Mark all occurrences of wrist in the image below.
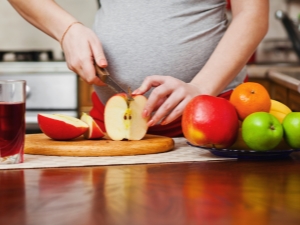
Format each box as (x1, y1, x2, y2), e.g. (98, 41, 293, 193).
(189, 82, 220, 97)
(60, 21, 82, 49)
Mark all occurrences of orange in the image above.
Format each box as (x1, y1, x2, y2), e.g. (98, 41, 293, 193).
(229, 82, 271, 120)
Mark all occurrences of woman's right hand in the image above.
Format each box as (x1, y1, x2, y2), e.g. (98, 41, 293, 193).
(8, 0, 106, 86)
(61, 23, 107, 86)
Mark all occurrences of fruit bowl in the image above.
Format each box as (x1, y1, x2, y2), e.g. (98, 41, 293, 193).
(187, 142, 300, 160)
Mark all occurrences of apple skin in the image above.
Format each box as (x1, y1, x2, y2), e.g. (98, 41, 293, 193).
(38, 114, 88, 141)
(80, 113, 105, 140)
(104, 93, 149, 141)
(242, 112, 283, 151)
(282, 112, 300, 149)
(182, 95, 239, 149)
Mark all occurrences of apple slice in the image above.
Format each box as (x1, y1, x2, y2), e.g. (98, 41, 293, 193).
(38, 113, 88, 140)
(80, 113, 105, 140)
(104, 94, 149, 141)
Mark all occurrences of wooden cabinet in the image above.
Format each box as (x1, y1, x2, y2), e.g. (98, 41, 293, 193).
(78, 79, 94, 116)
(271, 83, 289, 105)
(288, 90, 300, 112)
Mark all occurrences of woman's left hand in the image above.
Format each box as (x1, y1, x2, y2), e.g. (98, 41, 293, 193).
(132, 75, 201, 126)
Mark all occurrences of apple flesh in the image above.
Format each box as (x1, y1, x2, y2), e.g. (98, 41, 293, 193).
(38, 114, 88, 140)
(80, 113, 105, 140)
(182, 95, 239, 149)
(104, 93, 149, 141)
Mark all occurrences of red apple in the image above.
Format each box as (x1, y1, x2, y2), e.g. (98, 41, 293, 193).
(104, 93, 149, 140)
(182, 95, 239, 149)
(38, 114, 88, 140)
(80, 113, 105, 140)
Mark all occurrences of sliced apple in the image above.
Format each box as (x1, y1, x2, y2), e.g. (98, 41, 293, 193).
(80, 113, 105, 140)
(38, 113, 88, 140)
(104, 93, 149, 141)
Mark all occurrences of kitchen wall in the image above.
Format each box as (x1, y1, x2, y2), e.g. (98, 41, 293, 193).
(256, 0, 300, 62)
(0, 0, 98, 60)
(0, 0, 299, 63)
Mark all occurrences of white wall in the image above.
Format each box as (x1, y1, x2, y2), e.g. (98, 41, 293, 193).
(0, 0, 98, 60)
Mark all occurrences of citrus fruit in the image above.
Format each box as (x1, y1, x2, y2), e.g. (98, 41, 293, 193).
(242, 112, 283, 151)
(229, 82, 271, 120)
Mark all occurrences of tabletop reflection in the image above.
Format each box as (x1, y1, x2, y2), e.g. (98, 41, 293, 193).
(1, 160, 300, 225)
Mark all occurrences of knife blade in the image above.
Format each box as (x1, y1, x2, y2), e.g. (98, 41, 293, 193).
(95, 65, 134, 101)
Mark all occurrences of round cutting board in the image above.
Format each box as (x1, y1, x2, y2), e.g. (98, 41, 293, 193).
(24, 133, 175, 157)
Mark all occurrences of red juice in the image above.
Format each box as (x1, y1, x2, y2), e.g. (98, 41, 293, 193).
(0, 102, 25, 162)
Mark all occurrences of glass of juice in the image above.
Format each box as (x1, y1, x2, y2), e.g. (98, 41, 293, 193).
(0, 80, 26, 164)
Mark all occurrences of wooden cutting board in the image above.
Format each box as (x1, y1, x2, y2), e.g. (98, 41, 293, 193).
(24, 133, 175, 157)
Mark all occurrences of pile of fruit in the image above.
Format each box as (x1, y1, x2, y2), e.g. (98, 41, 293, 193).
(182, 82, 300, 151)
(38, 81, 300, 150)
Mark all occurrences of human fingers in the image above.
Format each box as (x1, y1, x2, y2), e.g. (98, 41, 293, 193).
(141, 77, 174, 119)
(67, 51, 105, 86)
(132, 75, 166, 95)
(62, 24, 106, 86)
(147, 88, 185, 126)
(148, 82, 202, 126)
(87, 34, 108, 86)
(160, 97, 190, 125)
(79, 59, 106, 86)
(90, 35, 108, 68)
(152, 96, 168, 111)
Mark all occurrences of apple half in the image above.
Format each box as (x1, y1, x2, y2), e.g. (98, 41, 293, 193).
(104, 94, 149, 141)
(38, 113, 88, 140)
(80, 113, 105, 140)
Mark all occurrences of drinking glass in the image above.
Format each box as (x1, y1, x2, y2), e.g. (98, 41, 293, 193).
(0, 80, 26, 164)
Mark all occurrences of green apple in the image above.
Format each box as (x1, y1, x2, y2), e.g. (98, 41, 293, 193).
(282, 112, 300, 148)
(242, 112, 283, 151)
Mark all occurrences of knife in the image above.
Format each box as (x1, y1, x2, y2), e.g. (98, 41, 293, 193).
(94, 65, 134, 101)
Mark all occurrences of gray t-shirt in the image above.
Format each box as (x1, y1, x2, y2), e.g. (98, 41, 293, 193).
(93, 0, 247, 104)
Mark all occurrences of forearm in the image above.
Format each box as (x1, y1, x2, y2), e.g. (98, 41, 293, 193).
(191, 0, 269, 96)
(8, 0, 77, 41)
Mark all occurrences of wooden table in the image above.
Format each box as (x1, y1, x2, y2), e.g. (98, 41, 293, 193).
(1, 154, 300, 225)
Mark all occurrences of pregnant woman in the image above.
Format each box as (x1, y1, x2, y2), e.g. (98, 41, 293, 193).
(8, 0, 269, 137)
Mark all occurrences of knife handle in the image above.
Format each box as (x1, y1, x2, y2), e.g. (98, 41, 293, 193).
(95, 64, 110, 82)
